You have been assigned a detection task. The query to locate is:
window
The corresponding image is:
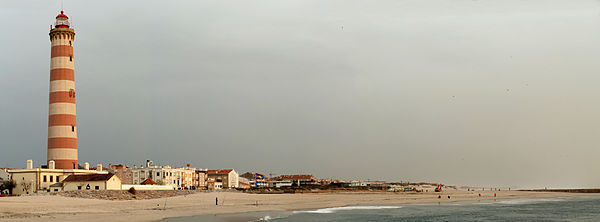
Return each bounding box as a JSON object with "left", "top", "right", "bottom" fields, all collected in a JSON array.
[
  {"left": 69, "top": 56, "right": 72, "bottom": 61},
  {"left": 54, "top": 189, "right": 58, "bottom": 192},
  {"left": 56, "top": 176, "right": 59, "bottom": 182},
  {"left": 157, "top": 172, "right": 160, "bottom": 176},
  {"left": 72, "top": 125, "right": 75, "bottom": 132},
  {"left": 95, "top": 186, "right": 99, "bottom": 190},
  {"left": 43, "top": 175, "right": 47, "bottom": 182},
  {"left": 69, "top": 41, "right": 71, "bottom": 46},
  {"left": 50, "top": 176, "right": 53, "bottom": 182},
  {"left": 78, "top": 186, "right": 82, "bottom": 190}
]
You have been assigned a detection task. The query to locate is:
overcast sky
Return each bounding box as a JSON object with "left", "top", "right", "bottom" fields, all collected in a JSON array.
[{"left": 1, "top": 0, "right": 600, "bottom": 188}]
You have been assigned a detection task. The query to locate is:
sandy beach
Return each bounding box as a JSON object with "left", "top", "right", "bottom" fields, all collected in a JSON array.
[{"left": 1, "top": 190, "right": 597, "bottom": 222}]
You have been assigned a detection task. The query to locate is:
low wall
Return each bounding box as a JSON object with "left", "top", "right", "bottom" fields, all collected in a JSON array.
[{"left": 121, "top": 184, "right": 174, "bottom": 191}]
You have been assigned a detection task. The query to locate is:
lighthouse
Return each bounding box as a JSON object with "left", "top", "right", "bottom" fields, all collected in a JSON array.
[{"left": 47, "top": 11, "right": 78, "bottom": 169}]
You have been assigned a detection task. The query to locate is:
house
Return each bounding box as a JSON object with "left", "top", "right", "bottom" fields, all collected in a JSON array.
[
  {"left": 268, "top": 174, "right": 316, "bottom": 187},
  {"left": 207, "top": 169, "right": 238, "bottom": 189},
  {"left": 61, "top": 173, "right": 121, "bottom": 191},
  {"left": 107, "top": 164, "right": 133, "bottom": 184}
]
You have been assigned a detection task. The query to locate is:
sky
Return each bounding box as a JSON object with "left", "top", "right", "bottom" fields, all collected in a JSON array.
[{"left": 1, "top": 0, "right": 600, "bottom": 188}]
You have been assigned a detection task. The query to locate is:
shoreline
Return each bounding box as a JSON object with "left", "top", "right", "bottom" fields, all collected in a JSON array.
[{"left": 1, "top": 190, "right": 598, "bottom": 222}]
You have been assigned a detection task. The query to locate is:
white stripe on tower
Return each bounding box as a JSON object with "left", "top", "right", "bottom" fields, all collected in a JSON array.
[{"left": 49, "top": 80, "right": 76, "bottom": 92}]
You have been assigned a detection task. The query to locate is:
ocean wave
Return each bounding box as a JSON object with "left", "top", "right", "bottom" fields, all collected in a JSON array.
[
  {"left": 251, "top": 214, "right": 290, "bottom": 221},
  {"left": 294, "top": 206, "right": 402, "bottom": 214},
  {"left": 496, "top": 198, "right": 565, "bottom": 205}
]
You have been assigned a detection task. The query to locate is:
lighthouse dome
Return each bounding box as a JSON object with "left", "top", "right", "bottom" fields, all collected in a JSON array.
[
  {"left": 55, "top": 11, "right": 70, "bottom": 28},
  {"left": 56, "top": 11, "right": 69, "bottom": 19}
]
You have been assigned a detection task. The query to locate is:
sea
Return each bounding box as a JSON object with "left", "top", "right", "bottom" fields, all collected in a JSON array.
[{"left": 163, "top": 196, "right": 600, "bottom": 222}]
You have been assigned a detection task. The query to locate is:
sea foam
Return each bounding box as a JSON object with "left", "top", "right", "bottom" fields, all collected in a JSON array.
[{"left": 294, "top": 205, "right": 402, "bottom": 214}]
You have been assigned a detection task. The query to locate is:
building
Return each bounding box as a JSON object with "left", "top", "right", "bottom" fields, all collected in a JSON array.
[
  {"left": 178, "top": 167, "right": 196, "bottom": 189},
  {"left": 107, "top": 164, "right": 133, "bottom": 184},
  {"left": 240, "top": 172, "right": 268, "bottom": 188},
  {"left": 131, "top": 160, "right": 182, "bottom": 189},
  {"left": 268, "top": 174, "right": 316, "bottom": 187},
  {"left": 207, "top": 169, "right": 239, "bottom": 189},
  {"left": 61, "top": 173, "right": 121, "bottom": 191},
  {"left": 267, "top": 180, "right": 293, "bottom": 188},
  {"left": 238, "top": 177, "right": 251, "bottom": 189},
  {"left": 9, "top": 160, "right": 108, "bottom": 195},
  {"left": 349, "top": 180, "right": 387, "bottom": 188},
  {"left": 0, "top": 168, "right": 11, "bottom": 183},
  {"left": 195, "top": 170, "right": 207, "bottom": 189},
  {"left": 47, "top": 10, "right": 79, "bottom": 169}
]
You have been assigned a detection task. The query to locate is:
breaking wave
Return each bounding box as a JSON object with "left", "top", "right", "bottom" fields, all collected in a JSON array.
[{"left": 293, "top": 205, "right": 402, "bottom": 214}]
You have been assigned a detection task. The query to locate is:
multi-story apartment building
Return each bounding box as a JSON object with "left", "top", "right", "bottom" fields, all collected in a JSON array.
[
  {"left": 207, "top": 169, "right": 239, "bottom": 189},
  {"left": 177, "top": 167, "right": 196, "bottom": 189},
  {"left": 195, "top": 170, "right": 207, "bottom": 189},
  {"left": 131, "top": 160, "right": 182, "bottom": 189}
]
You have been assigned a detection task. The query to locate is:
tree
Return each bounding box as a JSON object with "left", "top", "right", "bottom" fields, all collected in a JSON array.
[
  {"left": 21, "top": 181, "right": 33, "bottom": 194},
  {"left": 2, "top": 180, "right": 16, "bottom": 195}
]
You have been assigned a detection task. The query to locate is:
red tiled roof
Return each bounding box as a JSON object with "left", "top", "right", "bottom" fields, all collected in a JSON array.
[
  {"left": 109, "top": 164, "right": 127, "bottom": 170},
  {"left": 270, "top": 174, "right": 314, "bottom": 180},
  {"left": 63, "top": 173, "right": 115, "bottom": 182},
  {"left": 207, "top": 169, "right": 233, "bottom": 175},
  {"left": 141, "top": 178, "right": 158, "bottom": 185}
]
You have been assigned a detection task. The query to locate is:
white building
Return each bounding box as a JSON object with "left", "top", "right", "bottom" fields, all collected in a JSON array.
[
  {"left": 9, "top": 160, "right": 108, "bottom": 195},
  {"left": 61, "top": 173, "right": 121, "bottom": 191},
  {"left": 131, "top": 160, "right": 183, "bottom": 189}
]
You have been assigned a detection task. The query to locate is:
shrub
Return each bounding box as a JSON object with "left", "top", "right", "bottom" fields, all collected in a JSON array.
[{"left": 128, "top": 187, "right": 137, "bottom": 195}]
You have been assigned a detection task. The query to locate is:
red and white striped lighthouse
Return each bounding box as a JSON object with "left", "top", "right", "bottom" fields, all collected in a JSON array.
[{"left": 47, "top": 11, "right": 78, "bottom": 169}]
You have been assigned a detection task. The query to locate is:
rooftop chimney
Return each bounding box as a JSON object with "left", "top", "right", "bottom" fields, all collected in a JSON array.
[
  {"left": 96, "top": 164, "right": 102, "bottom": 171},
  {"left": 49, "top": 160, "right": 55, "bottom": 169},
  {"left": 26, "top": 159, "right": 33, "bottom": 169},
  {"left": 84, "top": 162, "right": 89, "bottom": 170}
]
